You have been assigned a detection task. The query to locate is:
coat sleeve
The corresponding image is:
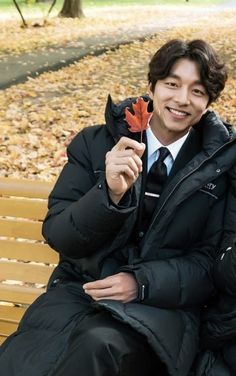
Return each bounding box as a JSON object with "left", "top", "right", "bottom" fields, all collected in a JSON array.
[
  {"left": 213, "top": 164, "right": 236, "bottom": 296},
  {"left": 42, "top": 130, "right": 137, "bottom": 259},
  {"left": 121, "top": 196, "right": 225, "bottom": 308},
  {"left": 214, "top": 243, "right": 236, "bottom": 297}
]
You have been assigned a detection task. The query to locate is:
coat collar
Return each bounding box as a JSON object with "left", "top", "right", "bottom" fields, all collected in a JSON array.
[{"left": 193, "top": 110, "right": 234, "bottom": 156}]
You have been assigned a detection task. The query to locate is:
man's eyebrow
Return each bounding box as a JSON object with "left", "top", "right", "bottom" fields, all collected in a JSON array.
[
  {"left": 167, "top": 73, "right": 180, "bottom": 80},
  {"left": 167, "top": 73, "right": 204, "bottom": 85}
]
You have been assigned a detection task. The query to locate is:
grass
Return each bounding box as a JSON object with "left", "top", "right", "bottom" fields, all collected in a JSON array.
[{"left": 0, "top": 0, "right": 227, "bottom": 14}]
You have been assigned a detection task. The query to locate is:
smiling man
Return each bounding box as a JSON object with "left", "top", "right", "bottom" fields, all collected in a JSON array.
[
  {"left": 1, "top": 40, "right": 236, "bottom": 376},
  {"left": 149, "top": 58, "right": 209, "bottom": 144}
]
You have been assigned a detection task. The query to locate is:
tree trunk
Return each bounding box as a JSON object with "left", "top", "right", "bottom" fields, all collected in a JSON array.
[{"left": 59, "top": 0, "right": 84, "bottom": 18}]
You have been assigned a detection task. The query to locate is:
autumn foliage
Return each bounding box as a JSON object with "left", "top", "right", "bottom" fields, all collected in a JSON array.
[
  {"left": 125, "top": 97, "right": 150, "bottom": 134},
  {"left": 0, "top": 8, "right": 235, "bottom": 181}
]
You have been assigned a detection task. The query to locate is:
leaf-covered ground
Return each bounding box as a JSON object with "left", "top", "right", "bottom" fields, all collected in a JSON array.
[
  {"left": 0, "top": 5, "right": 230, "bottom": 56},
  {"left": 0, "top": 9, "right": 235, "bottom": 181}
]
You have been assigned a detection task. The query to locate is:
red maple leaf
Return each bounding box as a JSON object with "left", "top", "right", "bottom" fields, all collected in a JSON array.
[{"left": 125, "top": 97, "right": 151, "bottom": 133}]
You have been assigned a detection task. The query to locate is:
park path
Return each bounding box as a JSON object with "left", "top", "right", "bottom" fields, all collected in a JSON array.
[{"left": 0, "top": 3, "right": 235, "bottom": 89}]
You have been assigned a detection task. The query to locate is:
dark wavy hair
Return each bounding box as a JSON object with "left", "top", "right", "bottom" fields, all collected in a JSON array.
[{"left": 148, "top": 39, "right": 227, "bottom": 105}]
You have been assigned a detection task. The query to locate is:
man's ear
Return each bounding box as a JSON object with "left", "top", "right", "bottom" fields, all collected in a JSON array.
[{"left": 148, "top": 83, "right": 154, "bottom": 100}]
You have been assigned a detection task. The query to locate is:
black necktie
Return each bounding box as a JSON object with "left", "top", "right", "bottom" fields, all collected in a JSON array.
[{"left": 141, "top": 147, "right": 170, "bottom": 233}]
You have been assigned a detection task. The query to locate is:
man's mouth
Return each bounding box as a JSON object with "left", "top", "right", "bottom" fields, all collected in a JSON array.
[{"left": 166, "top": 107, "right": 190, "bottom": 116}]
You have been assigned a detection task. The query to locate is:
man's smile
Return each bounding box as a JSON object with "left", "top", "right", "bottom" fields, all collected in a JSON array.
[{"left": 166, "top": 106, "right": 190, "bottom": 117}]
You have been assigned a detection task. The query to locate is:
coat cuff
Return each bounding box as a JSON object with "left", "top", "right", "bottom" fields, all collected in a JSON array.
[{"left": 119, "top": 264, "right": 149, "bottom": 302}]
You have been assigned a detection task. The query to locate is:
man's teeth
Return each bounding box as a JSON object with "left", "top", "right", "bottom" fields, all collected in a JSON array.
[{"left": 169, "top": 108, "right": 188, "bottom": 116}]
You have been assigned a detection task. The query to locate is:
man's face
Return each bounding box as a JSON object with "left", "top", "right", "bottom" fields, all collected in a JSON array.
[{"left": 149, "top": 58, "right": 209, "bottom": 144}]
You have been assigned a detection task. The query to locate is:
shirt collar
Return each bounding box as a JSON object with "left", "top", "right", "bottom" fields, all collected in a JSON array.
[{"left": 146, "top": 125, "right": 189, "bottom": 161}]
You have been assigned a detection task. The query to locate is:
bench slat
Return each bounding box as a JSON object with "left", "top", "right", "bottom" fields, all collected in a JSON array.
[
  {"left": 0, "top": 306, "right": 27, "bottom": 342},
  {"left": 0, "top": 178, "right": 58, "bottom": 341},
  {"left": 0, "top": 197, "right": 48, "bottom": 220},
  {"left": 0, "top": 239, "right": 58, "bottom": 264},
  {"left": 0, "top": 178, "right": 53, "bottom": 199},
  {"left": 0, "top": 305, "right": 26, "bottom": 323},
  {"left": 0, "top": 321, "right": 19, "bottom": 337},
  {"left": 0, "top": 218, "right": 44, "bottom": 241},
  {"left": 0, "top": 335, "right": 7, "bottom": 345},
  {"left": 0, "top": 260, "right": 54, "bottom": 284},
  {"left": 0, "top": 284, "right": 45, "bottom": 305}
]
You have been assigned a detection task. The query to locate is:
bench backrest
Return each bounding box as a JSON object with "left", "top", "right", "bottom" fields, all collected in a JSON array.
[{"left": 0, "top": 178, "right": 58, "bottom": 344}]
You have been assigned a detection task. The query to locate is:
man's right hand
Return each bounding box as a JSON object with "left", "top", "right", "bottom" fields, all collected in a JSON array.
[{"left": 105, "top": 137, "right": 145, "bottom": 204}]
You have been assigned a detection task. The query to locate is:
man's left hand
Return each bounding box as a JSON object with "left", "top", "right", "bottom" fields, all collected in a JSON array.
[{"left": 83, "top": 272, "right": 138, "bottom": 303}]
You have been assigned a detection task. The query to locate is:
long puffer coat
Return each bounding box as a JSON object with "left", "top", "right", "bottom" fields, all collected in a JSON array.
[
  {"left": 0, "top": 96, "right": 236, "bottom": 376},
  {"left": 192, "top": 165, "right": 236, "bottom": 376}
]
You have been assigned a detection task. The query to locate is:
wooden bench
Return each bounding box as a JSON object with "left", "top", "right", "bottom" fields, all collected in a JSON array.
[{"left": 0, "top": 177, "right": 58, "bottom": 345}]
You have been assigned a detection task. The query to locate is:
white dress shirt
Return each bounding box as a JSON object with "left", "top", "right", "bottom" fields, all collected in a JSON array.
[{"left": 146, "top": 126, "right": 189, "bottom": 174}]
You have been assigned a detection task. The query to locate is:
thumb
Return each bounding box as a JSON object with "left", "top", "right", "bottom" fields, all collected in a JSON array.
[{"left": 135, "top": 142, "right": 146, "bottom": 158}]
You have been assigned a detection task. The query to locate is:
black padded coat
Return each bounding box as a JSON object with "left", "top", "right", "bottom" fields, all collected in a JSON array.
[
  {"left": 0, "top": 97, "right": 236, "bottom": 376},
  {"left": 193, "top": 165, "right": 236, "bottom": 376}
]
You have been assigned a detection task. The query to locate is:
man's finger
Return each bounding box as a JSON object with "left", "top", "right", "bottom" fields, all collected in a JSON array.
[
  {"left": 84, "top": 287, "right": 115, "bottom": 298},
  {"left": 113, "top": 137, "right": 145, "bottom": 153},
  {"left": 83, "top": 278, "right": 113, "bottom": 290}
]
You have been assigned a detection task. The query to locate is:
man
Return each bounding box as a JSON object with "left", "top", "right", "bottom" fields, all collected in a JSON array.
[{"left": 0, "top": 39, "right": 235, "bottom": 376}]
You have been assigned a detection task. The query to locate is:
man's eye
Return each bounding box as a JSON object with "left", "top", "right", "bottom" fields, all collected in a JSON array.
[
  {"left": 166, "top": 82, "right": 177, "bottom": 87},
  {"left": 193, "top": 88, "right": 205, "bottom": 96}
]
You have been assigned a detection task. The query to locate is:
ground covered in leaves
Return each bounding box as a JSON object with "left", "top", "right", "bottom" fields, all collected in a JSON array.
[
  {"left": 0, "top": 5, "right": 227, "bottom": 57},
  {"left": 0, "top": 8, "right": 236, "bottom": 181}
]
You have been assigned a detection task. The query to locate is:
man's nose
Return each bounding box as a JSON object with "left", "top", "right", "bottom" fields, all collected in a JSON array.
[{"left": 174, "top": 88, "right": 190, "bottom": 105}]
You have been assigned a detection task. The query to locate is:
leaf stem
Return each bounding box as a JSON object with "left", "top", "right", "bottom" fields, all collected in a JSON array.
[{"left": 140, "top": 130, "right": 143, "bottom": 143}]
